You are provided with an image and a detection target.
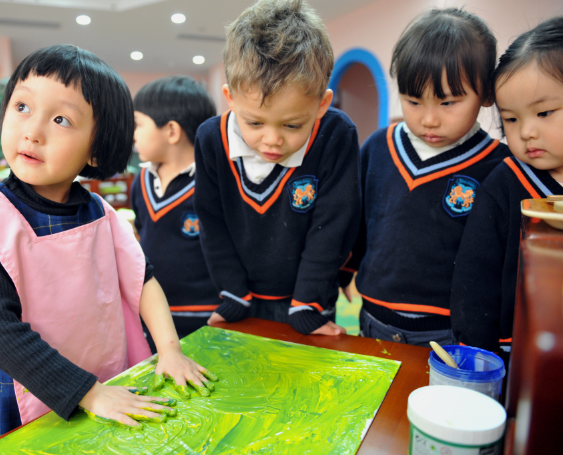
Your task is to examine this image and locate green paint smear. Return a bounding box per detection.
[0,326,400,455]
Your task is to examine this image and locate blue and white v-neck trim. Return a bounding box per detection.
[394,122,494,177]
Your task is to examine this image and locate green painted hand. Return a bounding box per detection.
[188,380,214,396]
[168,378,191,399]
[150,398,177,407]
[125,412,167,423]
[202,369,218,382]
[141,406,177,417]
[128,387,148,395]
[153,373,166,391]
[83,409,144,431]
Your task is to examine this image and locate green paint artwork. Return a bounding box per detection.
[0,327,401,454]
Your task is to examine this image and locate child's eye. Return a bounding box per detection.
[285,124,302,130]
[246,121,262,127]
[538,110,553,118]
[54,116,71,127]
[502,117,517,124]
[408,100,419,106]
[441,101,455,106]
[16,103,30,113]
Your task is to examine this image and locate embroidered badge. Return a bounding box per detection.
[443,175,480,217]
[181,212,200,238]
[287,175,318,213]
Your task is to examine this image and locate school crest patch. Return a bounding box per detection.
[287,175,318,213]
[443,175,480,217]
[181,212,200,238]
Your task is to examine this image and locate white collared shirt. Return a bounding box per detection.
[228,112,310,184]
[404,122,481,161]
[139,161,195,198]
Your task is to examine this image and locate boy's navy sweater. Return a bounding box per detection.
[349,123,510,332]
[194,108,361,334]
[131,168,221,315]
[451,157,563,351]
[0,173,153,421]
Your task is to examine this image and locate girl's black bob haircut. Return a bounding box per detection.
[391,8,497,101]
[133,75,216,146]
[494,16,563,91]
[1,44,134,180]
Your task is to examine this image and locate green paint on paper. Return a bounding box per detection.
[0,326,400,455]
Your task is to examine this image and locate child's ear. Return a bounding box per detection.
[222,84,236,110]
[316,89,333,120]
[166,121,183,145]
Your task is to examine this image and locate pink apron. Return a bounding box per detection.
[0,193,151,424]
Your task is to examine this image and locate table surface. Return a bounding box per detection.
[211,318,431,454]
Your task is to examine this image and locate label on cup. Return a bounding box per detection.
[410,426,502,455]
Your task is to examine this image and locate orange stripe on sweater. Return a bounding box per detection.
[504,158,541,199]
[290,299,324,313]
[362,293,451,316]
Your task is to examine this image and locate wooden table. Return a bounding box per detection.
[211,318,431,454]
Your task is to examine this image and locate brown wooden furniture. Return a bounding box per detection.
[211,318,431,454]
[78,174,135,210]
[504,217,563,454]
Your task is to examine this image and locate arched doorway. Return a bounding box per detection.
[329,49,389,145]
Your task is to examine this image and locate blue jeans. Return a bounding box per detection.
[0,369,21,436]
[359,308,454,348]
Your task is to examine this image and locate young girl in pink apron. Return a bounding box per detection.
[0,45,215,435]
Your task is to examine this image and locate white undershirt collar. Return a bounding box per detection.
[139,161,195,198]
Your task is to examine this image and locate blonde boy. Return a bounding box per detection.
[194,0,360,335]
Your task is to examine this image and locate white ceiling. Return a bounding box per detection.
[0,0,376,74]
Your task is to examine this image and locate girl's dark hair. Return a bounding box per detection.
[494,16,563,90]
[1,44,134,180]
[134,76,216,145]
[391,8,497,101]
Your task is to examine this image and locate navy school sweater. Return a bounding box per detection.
[131,168,221,316]
[450,157,563,352]
[349,123,510,331]
[194,108,361,334]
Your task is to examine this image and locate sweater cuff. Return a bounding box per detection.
[215,291,251,322]
[288,307,329,334]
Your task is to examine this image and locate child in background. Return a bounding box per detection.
[344,8,509,347]
[130,76,219,352]
[451,17,563,353]
[0,45,214,435]
[195,0,360,335]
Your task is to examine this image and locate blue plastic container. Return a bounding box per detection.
[428,345,506,400]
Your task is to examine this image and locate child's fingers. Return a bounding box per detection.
[141,405,177,417]
[83,408,142,430]
[125,411,167,423]
[153,373,166,391]
[200,369,218,382]
[128,387,148,395]
[150,398,177,407]
[188,380,210,397]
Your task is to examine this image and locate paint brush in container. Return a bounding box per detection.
[429,341,458,368]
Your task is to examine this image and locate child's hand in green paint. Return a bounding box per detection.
[79,381,176,427]
[154,349,217,399]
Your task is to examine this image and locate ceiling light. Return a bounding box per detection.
[76,15,91,25]
[171,13,186,24]
[130,51,143,61]
[193,55,205,65]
